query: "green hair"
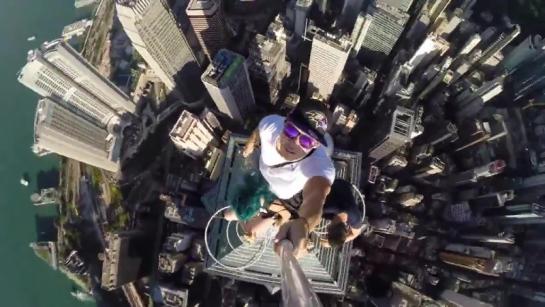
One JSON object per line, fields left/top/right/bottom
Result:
{"left": 229, "top": 172, "right": 276, "bottom": 221}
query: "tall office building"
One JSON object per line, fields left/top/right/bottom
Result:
{"left": 158, "top": 252, "right": 187, "bottom": 274}
{"left": 369, "top": 106, "right": 415, "bottom": 161}
{"left": 247, "top": 34, "right": 290, "bottom": 105}
{"left": 308, "top": 29, "right": 351, "bottom": 99}
{"left": 457, "top": 33, "right": 481, "bottom": 57}
{"left": 18, "top": 42, "right": 127, "bottom": 127}
{"left": 186, "top": 0, "right": 229, "bottom": 62}
{"left": 169, "top": 110, "right": 216, "bottom": 159}
{"left": 501, "top": 35, "right": 545, "bottom": 73}
{"left": 339, "top": 0, "right": 365, "bottom": 28}
{"left": 351, "top": 12, "right": 372, "bottom": 53}
{"left": 482, "top": 203, "right": 545, "bottom": 225}
{"left": 41, "top": 40, "right": 134, "bottom": 113}
{"left": 379, "top": 0, "right": 413, "bottom": 12}
{"left": 434, "top": 8, "right": 463, "bottom": 38}
{"left": 353, "top": 0, "right": 411, "bottom": 64}
{"left": 116, "top": 0, "right": 198, "bottom": 92}
{"left": 159, "top": 285, "right": 189, "bottom": 307}
{"left": 201, "top": 49, "right": 255, "bottom": 122}
{"left": 509, "top": 50, "right": 545, "bottom": 101}
{"left": 33, "top": 98, "right": 121, "bottom": 173}
{"left": 294, "top": 0, "right": 312, "bottom": 38}
{"left": 454, "top": 75, "right": 505, "bottom": 119}
{"left": 477, "top": 25, "right": 521, "bottom": 66}
{"left": 408, "top": 34, "right": 450, "bottom": 72}
{"left": 101, "top": 230, "right": 154, "bottom": 290}
{"left": 446, "top": 160, "right": 506, "bottom": 186}
{"left": 428, "top": 0, "right": 452, "bottom": 24}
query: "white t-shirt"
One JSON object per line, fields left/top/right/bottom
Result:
{"left": 258, "top": 115, "right": 335, "bottom": 199}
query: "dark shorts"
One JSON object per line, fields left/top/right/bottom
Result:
{"left": 275, "top": 179, "right": 362, "bottom": 228}
{"left": 277, "top": 191, "right": 304, "bottom": 217}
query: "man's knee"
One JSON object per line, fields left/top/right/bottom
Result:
{"left": 224, "top": 208, "right": 239, "bottom": 221}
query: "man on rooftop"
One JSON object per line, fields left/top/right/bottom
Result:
{"left": 224, "top": 99, "right": 335, "bottom": 258}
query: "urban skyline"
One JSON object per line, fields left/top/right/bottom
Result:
{"left": 14, "top": 0, "right": 545, "bottom": 306}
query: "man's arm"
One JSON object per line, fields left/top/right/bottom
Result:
{"left": 242, "top": 128, "right": 260, "bottom": 157}
{"left": 274, "top": 177, "right": 331, "bottom": 258}
{"left": 345, "top": 226, "right": 363, "bottom": 242}
{"left": 299, "top": 176, "right": 332, "bottom": 229}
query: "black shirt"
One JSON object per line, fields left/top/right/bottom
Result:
{"left": 323, "top": 179, "right": 363, "bottom": 229}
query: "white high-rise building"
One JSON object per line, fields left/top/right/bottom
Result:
{"left": 169, "top": 110, "right": 216, "bottom": 159}
{"left": 380, "top": 0, "right": 413, "bottom": 12}
{"left": 42, "top": 40, "right": 134, "bottom": 113}
{"left": 33, "top": 98, "right": 120, "bottom": 172}
{"left": 18, "top": 48, "right": 119, "bottom": 127}
{"left": 186, "top": 0, "right": 229, "bottom": 62}
{"left": 202, "top": 49, "right": 255, "bottom": 122}
{"left": 457, "top": 33, "right": 482, "bottom": 57}
{"left": 351, "top": 12, "right": 373, "bottom": 53}
{"left": 308, "top": 29, "right": 351, "bottom": 99}
{"left": 353, "top": 1, "right": 410, "bottom": 63}
{"left": 434, "top": 8, "right": 463, "bottom": 38}
{"left": 408, "top": 34, "right": 450, "bottom": 72}
{"left": 116, "top": 0, "right": 197, "bottom": 91}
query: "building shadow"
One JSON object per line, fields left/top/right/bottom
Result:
{"left": 357, "top": 48, "right": 388, "bottom": 70}
{"left": 34, "top": 214, "right": 58, "bottom": 242}
{"left": 35, "top": 168, "right": 59, "bottom": 191}
{"left": 175, "top": 61, "right": 206, "bottom": 103}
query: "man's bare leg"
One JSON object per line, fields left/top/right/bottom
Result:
{"left": 224, "top": 201, "right": 292, "bottom": 239}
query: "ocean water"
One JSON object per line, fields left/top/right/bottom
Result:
{"left": 0, "top": 0, "right": 94, "bottom": 306}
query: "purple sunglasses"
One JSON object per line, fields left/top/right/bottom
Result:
{"left": 283, "top": 122, "right": 317, "bottom": 150}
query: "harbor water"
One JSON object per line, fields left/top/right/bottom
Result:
{"left": 0, "top": 0, "right": 95, "bottom": 306}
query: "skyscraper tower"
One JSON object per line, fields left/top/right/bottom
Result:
{"left": 294, "top": 0, "right": 312, "bottom": 38}
{"left": 477, "top": 25, "right": 521, "bottom": 66}
{"left": 454, "top": 75, "right": 505, "bottom": 120}
{"left": 247, "top": 33, "right": 290, "bottom": 105}
{"left": 169, "top": 110, "right": 216, "bottom": 159}
{"left": 408, "top": 34, "right": 450, "bottom": 72}
{"left": 428, "top": 0, "right": 452, "bottom": 25}
{"left": 101, "top": 230, "right": 154, "bottom": 290}
{"left": 36, "top": 40, "right": 134, "bottom": 114}
{"left": 116, "top": 0, "right": 198, "bottom": 92}
{"left": 339, "top": 0, "right": 365, "bottom": 28}
{"left": 186, "top": 0, "right": 229, "bottom": 62}
{"left": 201, "top": 49, "right": 255, "bottom": 122}
{"left": 369, "top": 106, "right": 415, "bottom": 161}
{"left": 501, "top": 35, "right": 545, "bottom": 73}
{"left": 380, "top": 0, "right": 413, "bottom": 12}
{"left": 18, "top": 46, "right": 121, "bottom": 127}
{"left": 354, "top": 0, "right": 411, "bottom": 64}
{"left": 308, "top": 29, "right": 351, "bottom": 99}
{"left": 33, "top": 98, "right": 121, "bottom": 173}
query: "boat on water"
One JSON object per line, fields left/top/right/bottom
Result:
{"left": 27, "top": 36, "right": 36, "bottom": 42}
{"left": 71, "top": 290, "right": 93, "bottom": 302}
{"left": 20, "top": 178, "right": 29, "bottom": 186}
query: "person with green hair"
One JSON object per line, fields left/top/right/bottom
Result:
{"left": 224, "top": 99, "right": 336, "bottom": 258}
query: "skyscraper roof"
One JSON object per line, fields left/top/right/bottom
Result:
{"left": 202, "top": 135, "right": 362, "bottom": 295}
